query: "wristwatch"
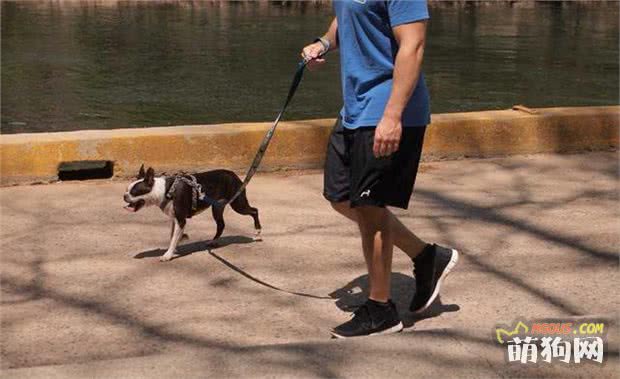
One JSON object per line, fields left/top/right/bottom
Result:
{"left": 314, "top": 37, "right": 330, "bottom": 56}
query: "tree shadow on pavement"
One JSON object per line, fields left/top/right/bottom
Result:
{"left": 133, "top": 235, "right": 256, "bottom": 260}
{"left": 329, "top": 273, "right": 460, "bottom": 328}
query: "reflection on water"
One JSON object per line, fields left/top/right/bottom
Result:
{"left": 1, "top": 1, "right": 618, "bottom": 134}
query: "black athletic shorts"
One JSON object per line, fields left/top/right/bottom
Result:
{"left": 323, "top": 117, "right": 426, "bottom": 209}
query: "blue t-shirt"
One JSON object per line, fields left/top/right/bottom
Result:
{"left": 333, "top": 0, "right": 430, "bottom": 128}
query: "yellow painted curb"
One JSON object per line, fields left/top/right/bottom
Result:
{"left": 1, "top": 106, "right": 618, "bottom": 185}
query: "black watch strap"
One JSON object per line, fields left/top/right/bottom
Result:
{"left": 313, "top": 37, "right": 330, "bottom": 56}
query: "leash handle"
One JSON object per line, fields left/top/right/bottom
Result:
{"left": 224, "top": 60, "right": 308, "bottom": 205}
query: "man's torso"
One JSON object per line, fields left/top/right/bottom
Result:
{"left": 333, "top": 0, "right": 431, "bottom": 128}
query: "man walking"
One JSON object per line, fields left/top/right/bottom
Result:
{"left": 301, "top": 0, "right": 459, "bottom": 338}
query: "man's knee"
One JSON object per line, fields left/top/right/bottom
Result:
{"left": 355, "top": 205, "right": 389, "bottom": 229}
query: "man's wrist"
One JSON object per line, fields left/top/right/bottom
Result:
{"left": 314, "top": 36, "right": 330, "bottom": 54}
{"left": 383, "top": 106, "right": 403, "bottom": 122}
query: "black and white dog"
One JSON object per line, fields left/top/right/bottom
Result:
{"left": 123, "top": 165, "right": 261, "bottom": 261}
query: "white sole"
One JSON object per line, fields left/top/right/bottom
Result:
{"left": 330, "top": 321, "right": 404, "bottom": 339}
{"left": 412, "top": 248, "right": 459, "bottom": 315}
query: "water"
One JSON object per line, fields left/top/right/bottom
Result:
{"left": 2, "top": 1, "right": 618, "bottom": 134}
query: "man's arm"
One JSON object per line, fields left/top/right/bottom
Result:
{"left": 301, "top": 18, "right": 338, "bottom": 70}
{"left": 321, "top": 17, "right": 339, "bottom": 52}
{"left": 374, "top": 21, "right": 427, "bottom": 157}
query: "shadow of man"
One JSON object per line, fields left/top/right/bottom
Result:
{"left": 328, "top": 273, "right": 460, "bottom": 328}
{"left": 133, "top": 235, "right": 255, "bottom": 260}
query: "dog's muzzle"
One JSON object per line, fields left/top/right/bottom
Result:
{"left": 123, "top": 194, "right": 145, "bottom": 212}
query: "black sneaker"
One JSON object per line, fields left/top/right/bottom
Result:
{"left": 410, "top": 244, "right": 459, "bottom": 314}
{"left": 331, "top": 299, "right": 403, "bottom": 338}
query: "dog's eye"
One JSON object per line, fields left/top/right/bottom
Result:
{"left": 130, "top": 181, "right": 151, "bottom": 197}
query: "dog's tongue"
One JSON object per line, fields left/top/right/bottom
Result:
{"left": 124, "top": 205, "right": 136, "bottom": 212}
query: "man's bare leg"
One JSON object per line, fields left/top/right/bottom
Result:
{"left": 355, "top": 206, "right": 395, "bottom": 302}
{"left": 332, "top": 201, "right": 427, "bottom": 259}
{"left": 331, "top": 203, "right": 404, "bottom": 338}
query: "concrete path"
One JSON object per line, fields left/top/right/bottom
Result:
{"left": 1, "top": 152, "right": 618, "bottom": 378}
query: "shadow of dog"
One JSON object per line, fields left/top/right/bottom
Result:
{"left": 133, "top": 235, "right": 255, "bottom": 260}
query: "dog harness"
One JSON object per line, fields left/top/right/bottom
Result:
{"left": 165, "top": 173, "right": 218, "bottom": 212}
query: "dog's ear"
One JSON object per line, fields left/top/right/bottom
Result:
{"left": 138, "top": 164, "right": 146, "bottom": 179}
{"left": 145, "top": 167, "right": 155, "bottom": 186}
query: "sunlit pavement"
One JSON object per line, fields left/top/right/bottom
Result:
{"left": 2, "top": 151, "right": 618, "bottom": 378}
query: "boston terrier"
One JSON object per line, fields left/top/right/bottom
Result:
{"left": 123, "top": 165, "right": 261, "bottom": 261}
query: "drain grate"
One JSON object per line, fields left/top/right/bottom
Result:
{"left": 58, "top": 160, "right": 114, "bottom": 181}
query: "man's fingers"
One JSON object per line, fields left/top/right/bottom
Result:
{"left": 373, "top": 138, "right": 381, "bottom": 157}
{"left": 387, "top": 142, "right": 399, "bottom": 155}
{"left": 388, "top": 137, "right": 401, "bottom": 155}
{"left": 381, "top": 141, "right": 391, "bottom": 157}
{"left": 302, "top": 53, "right": 324, "bottom": 65}
{"left": 301, "top": 41, "right": 328, "bottom": 64}
{"left": 375, "top": 139, "right": 389, "bottom": 158}
{"left": 302, "top": 47, "right": 322, "bottom": 58}
{"left": 301, "top": 50, "right": 312, "bottom": 61}
{"left": 375, "top": 138, "right": 400, "bottom": 157}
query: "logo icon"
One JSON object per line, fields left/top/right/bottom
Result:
{"left": 494, "top": 318, "right": 607, "bottom": 364}
{"left": 496, "top": 321, "right": 530, "bottom": 344}
{"left": 360, "top": 190, "right": 371, "bottom": 198}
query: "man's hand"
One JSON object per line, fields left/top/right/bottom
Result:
{"left": 373, "top": 113, "right": 402, "bottom": 158}
{"left": 301, "top": 42, "right": 327, "bottom": 71}
{"left": 302, "top": 18, "right": 337, "bottom": 71}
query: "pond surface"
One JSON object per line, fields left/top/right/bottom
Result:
{"left": 1, "top": 1, "right": 618, "bottom": 134}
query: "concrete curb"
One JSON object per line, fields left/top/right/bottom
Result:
{"left": 1, "top": 106, "right": 618, "bottom": 185}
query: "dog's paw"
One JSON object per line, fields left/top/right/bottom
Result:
{"left": 253, "top": 230, "right": 262, "bottom": 242}
{"left": 160, "top": 253, "right": 174, "bottom": 262}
